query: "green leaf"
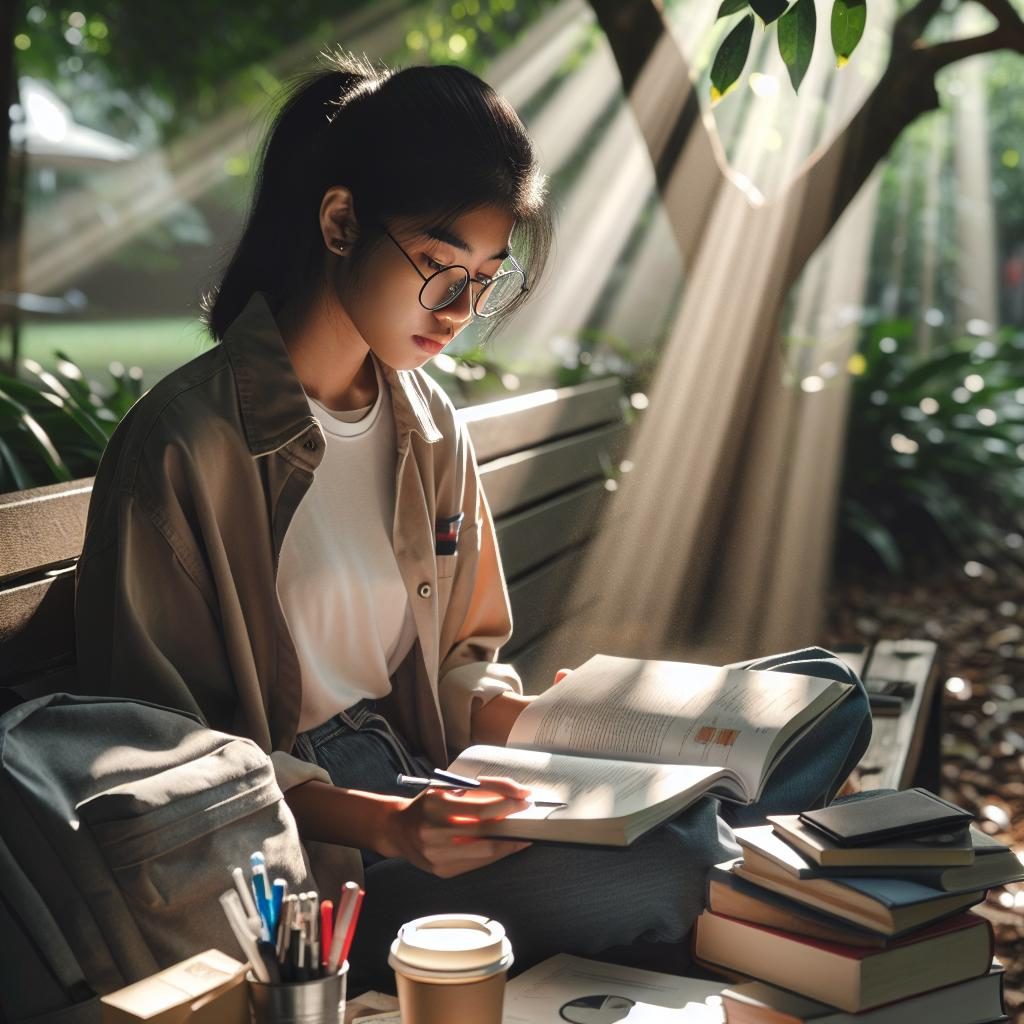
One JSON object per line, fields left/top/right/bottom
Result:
{"left": 750, "top": 0, "right": 789, "bottom": 25}
{"left": 0, "top": 433, "right": 32, "bottom": 491}
{"left": 717, "top": 0, "right": 750, "bottom": 18}
{"left": 831, "top": 0, "right": 866, "bottom": 67}
{"left": 0, "top": 386, "right": 72, "bottom": 483}
{"left": 710, "top": 13, "right": 755, "bottom": 103}
{"left": 778, "top": 0, "right": 816, "bottom": 92}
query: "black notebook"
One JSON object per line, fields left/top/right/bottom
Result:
{"left": 798, "top": 789, "right": 972, "bottom": 847}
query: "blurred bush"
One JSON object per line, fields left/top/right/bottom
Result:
{"left": 836, "top": 318, "right": 1024, "bottom": 576}
{"left": 0, "top": 354, "right": 142, "bottom": 491}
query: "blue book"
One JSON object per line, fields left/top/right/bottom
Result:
{"left": 707, "top": 862, "right": 892, "bottom": 945}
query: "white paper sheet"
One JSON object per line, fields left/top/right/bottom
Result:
{"left": 503, "top": 954, "right": 728, "bottom": 1023}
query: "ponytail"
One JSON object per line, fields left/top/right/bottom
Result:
{"left": 203, "top": 54, "right": 387, "bottom": 339}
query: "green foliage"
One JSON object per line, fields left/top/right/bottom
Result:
{"left": 710, "top": 14, "right": 755, "bottom": 104}
{"left": 13, "top": 2, "right": 365, "bottom": 141}
{"left": 836, "top": 319, "right": 1024, "bottom": 576}
{"left": 777, "top": 0, "right": 817, "bottom": 93}
{"left": 712, "top": 0, "right": 867, "bottom": 100}
{"left": 400, "top": 0, "right": 560, "bottom": 72}
{"left": 830, "top": 0, "right": 867, "bottom": 67}
{"left": 0, "top": 354, "right": 142, "bottom": 492}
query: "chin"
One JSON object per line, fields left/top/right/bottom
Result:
{"left": 376, "top": 349, "right": 428, "bottom": 373}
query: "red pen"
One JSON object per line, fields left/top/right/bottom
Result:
{"left": 320, "top": 899, "right": 334, "bottom": 970}
{"left": 338, "top": 887, "right": 365, "bottom": 968}
{"left": 328, "top": 882, "right": 359, "bottom": 971}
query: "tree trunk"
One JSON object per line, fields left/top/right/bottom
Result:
{"left": 574, "top": 0, "right": 1024, "bottom": 659}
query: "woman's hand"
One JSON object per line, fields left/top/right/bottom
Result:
{"left": 379, "top": 775, "right": 533, "bottom": 878}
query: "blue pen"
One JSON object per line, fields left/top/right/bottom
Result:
{"left": 250, "top": 852, "right": 273, "bottom": 941}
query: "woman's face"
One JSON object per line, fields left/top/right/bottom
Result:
{"left": 337, "top": 204, "right": 517, "bottom": 371}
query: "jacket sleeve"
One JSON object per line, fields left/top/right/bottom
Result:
{"left": 436, "top": 420, "right": 524, "bottom": 753}
{"left": 74, "top": 492, "right": 328, "bottom": 793}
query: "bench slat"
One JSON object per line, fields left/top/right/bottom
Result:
{"left": 480, "top": 423, "right": 627, "bottom": 520}
{"left": 505, "top": 549, "right": 595, "bottom": 658}
{"left": 0, "top": 480, "right": 92, "bottom": 585}
{"left": 460, "top": 378, "right": 623, "bottom": 464}
{"left": 495, "top": 481, "right": 606, "bottom": 582}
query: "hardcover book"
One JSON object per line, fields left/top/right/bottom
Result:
{"left": 694, "top": 910, "right": 993, "bottom": 1013}
{"left": 768, "top": 817, "right": 1024, "bottom": 891}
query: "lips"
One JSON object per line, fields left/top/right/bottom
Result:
{"left": 412, "top": 335, "right": 446, "bottom": 355}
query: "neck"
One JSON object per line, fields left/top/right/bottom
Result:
{"left": 275, "top": 290, "right": 378, "bottom": 411}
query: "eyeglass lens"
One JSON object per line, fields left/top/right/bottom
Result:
{"left": 420, "top": 266, "right": 525, "bottom": 318}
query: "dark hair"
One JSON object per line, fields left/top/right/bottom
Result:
{"left": 203, "top": 51, "right": 552, "bottom": 342}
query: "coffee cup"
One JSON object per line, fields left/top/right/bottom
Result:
{"left": 388, "top": 914, "right": 513, "bottom": 1024}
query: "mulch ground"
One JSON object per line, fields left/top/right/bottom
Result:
{"left": 824, "top": 558, "right": 1024, "bottom": 1022}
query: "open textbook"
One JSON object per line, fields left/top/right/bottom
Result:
{"left": 448, "top": 654, "right": 853, "bottom": 846}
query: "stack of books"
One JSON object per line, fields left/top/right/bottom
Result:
{"left": 693, "top": 788, "right": 1023, "bottom": 1022}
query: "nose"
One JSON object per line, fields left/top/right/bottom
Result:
{"left": 432, "top": 281, "right": 474, "bottom": 333}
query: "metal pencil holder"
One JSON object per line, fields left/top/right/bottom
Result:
{"left": 248, "top": 962, "right": 348, "bottom": 1024}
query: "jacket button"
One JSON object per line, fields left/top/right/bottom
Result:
{"left": 417, "top": 583, "right": 432, "bottom": 599}
{"left": 303, "top": 439, "right": 318, "bottom": 451}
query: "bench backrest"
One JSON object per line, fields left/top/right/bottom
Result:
{"left": 0, "top": 378, "right": 627, "bottom": 698}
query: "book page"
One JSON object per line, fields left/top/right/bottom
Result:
{"left": 448, "top": 745, "right": 728, "bottom": 823}
{"left": 507, "top": 655, "right": 847, "bottom": 798}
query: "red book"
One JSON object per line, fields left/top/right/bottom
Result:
{"left": 694, "top": 910, "right": 993, "bottom": 1013}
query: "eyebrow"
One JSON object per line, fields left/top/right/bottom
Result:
{"left": 424, "top": 226, "right": 511, "bottom": 263}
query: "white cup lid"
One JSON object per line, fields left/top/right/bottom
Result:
{"left": 388, "top": 914, "right": 513, "bottom": 979}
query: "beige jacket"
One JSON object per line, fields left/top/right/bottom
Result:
{"left": 74, "top": 293, "right": 523, "bottom": 798}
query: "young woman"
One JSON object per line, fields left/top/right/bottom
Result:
{"left": 74, "top": 54, "right": 870, "bottom": 991}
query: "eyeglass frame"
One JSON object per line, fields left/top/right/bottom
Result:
{"left": 383, "top": 229, "right": 529, "bottom": 320}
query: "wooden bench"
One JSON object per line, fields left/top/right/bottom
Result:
{"left": 0, "top": 377, "right": 941, "bottom": 792}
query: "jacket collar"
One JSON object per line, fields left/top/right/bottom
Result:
{"left": 222, "top": 292, "right": 441, "bottom": 455}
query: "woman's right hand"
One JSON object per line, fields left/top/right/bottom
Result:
{"left": 378, "top": 776, "right": 533, "bottom": 877}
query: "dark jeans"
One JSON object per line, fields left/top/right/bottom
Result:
{"left": 295, "top": 647, "right": 871, "bottom": 992}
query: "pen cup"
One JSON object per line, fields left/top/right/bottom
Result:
{"left": 248, "top": 962, "right": 348, "bottom": 1024}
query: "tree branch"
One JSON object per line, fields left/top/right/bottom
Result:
{"left": 924, "top": 26, "right": 1024, "bottom": 70}
{"left": 777, "top": 0, "right": 1024, "bottom": 296}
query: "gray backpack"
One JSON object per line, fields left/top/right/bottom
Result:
{"left": 0, "top": 693, "right": 312, "bottom": 1024}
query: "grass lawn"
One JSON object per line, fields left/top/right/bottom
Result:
{"left": 18, "top": 317, "right": 214, "bottom": 388}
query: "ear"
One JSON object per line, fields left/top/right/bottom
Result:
{"left": 319, "top": 185, "right": 359, "bottom": 256}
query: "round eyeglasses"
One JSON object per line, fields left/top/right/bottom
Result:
{"left": 385, "top": 230, "right": 528, "bottom": 320}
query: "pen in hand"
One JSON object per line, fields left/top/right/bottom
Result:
{"left": 395, "top": 773, "right": 568, "bottom": 808}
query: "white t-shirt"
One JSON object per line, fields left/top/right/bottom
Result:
{"left": 276, "top": 362, "right": 418, "bottom": 733}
